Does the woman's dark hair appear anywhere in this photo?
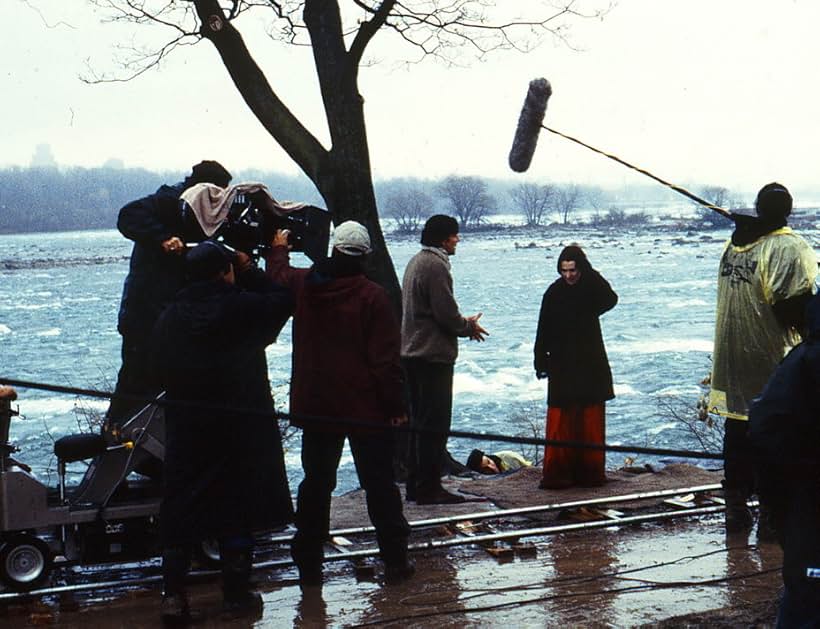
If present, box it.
[556,244,591,274]
[421,215,459,247]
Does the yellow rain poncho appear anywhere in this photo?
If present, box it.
[709,227,817,420]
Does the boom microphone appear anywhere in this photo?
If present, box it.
[507,77,731,219]
[508,78,551,173]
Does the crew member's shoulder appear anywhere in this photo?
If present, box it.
[410,249,448,269]
[763,227,815,252]
[156,182,185,198]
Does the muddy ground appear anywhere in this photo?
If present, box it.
[0,464,783,627]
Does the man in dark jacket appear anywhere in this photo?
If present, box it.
[749,292,820,627]
[267,221,413,589]
[534,245,618,489]
[152,240,293,621]
[108,160,232,429]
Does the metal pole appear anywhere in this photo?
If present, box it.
[0,498,731,601]
[266,483,723,541]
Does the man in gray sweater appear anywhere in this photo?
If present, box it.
[401,215,488,504]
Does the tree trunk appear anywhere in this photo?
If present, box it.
[305,0,401,310]
[192,0,401,311]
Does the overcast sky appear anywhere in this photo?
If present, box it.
[5,1,819,198]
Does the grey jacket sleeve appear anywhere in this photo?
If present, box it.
[427,261,473,337]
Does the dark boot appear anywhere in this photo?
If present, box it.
[723,487,753,533]
[291,539,324,589]
[160,593,190,626]
[382,544,415,585]
[756,502,779,543]
[161,547,191,624]
[416,486,465,505]
[220,547,263,619]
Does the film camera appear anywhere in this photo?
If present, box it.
[212,189,331,263]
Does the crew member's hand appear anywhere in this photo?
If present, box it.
[161,236,184,255]
[272,229,291,249]
[467,312,488,342]
[233,251,253,274]
[390,414,409,427]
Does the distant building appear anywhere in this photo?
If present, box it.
[30,144,57,169]
[103,158,125,170]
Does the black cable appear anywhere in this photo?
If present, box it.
[398,543,764,606]
[353,566,781,627]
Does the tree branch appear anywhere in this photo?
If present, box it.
[348,0,395,66]
[192,0,327,181]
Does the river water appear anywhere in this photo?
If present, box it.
[1,223,817,493]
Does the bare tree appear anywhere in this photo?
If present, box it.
[79,1,610,307]
[437,175,496,229]
[383,185,433,233]
[551,183,583,224]
[699,185,744,210]
[694,185,745,226]
[510,182,554,226]
[583,185,608,212]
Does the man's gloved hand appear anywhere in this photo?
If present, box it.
[161,236,184,254]
[536,371,548,380]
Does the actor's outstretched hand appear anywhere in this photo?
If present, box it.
[468,312,489,342]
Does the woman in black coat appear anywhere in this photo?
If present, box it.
[534,245,618,489]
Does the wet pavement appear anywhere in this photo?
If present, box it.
[0,465,785,627]
[0,518,783,627]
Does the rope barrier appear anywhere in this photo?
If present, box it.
[0,376,724,462]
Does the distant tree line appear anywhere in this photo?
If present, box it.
[0,166,167,233]
[1,164,762,235]
[0,166,323,234]
[377,177,658,232]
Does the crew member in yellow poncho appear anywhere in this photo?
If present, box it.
[709,182,817,534]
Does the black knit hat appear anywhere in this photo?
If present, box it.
[185,240,234,282]
[755,182,792,221]
[421,214,459,247]
[189,160,232,188]
[466,448,485,472]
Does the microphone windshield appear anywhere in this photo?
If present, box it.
[508,78,552,173]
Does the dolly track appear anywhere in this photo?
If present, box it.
[0,483,728,601]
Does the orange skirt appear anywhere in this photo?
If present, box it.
[541,403,606,488]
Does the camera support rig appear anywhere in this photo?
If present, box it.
[180,183,332,264]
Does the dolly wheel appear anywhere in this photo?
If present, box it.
[197,538,222,569]
[0,534,53,591]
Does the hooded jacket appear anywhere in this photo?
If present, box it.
[267,246,405,432]
[709,227,816,419]
[534,258,618,407]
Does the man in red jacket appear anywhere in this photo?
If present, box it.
[267,221,413,589]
